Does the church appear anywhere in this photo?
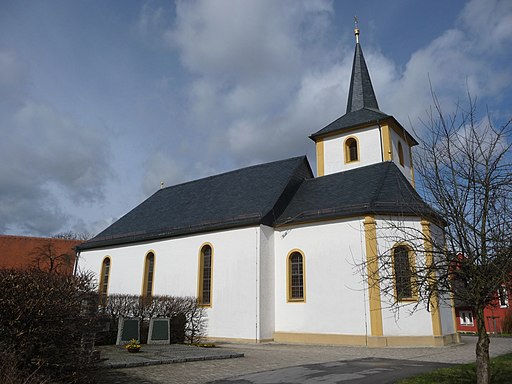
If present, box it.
[77,27,459,347]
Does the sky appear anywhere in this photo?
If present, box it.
[1,0,511,238]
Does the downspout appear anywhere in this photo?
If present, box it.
[377,120,384,162]
[73,247,80,276]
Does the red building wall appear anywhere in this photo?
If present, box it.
[455,287,511,334]
[0,235,82,275]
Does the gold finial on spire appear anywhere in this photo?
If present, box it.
[354,16,360,44]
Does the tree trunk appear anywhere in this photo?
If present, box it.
[475,306,490,384]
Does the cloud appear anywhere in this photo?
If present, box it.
[384,0,512,132]
[142,151,188,196]
[161,0,337,171]
[136,1,166,36]
[150,0,512,185]
[0,50,112,235]
[166,0,332,81]
[459,0,512,53]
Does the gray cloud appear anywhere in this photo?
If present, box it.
[160,0,337,170]
[146,0,512,193]
[0,50,112,235]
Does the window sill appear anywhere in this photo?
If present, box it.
[396,297,418,302]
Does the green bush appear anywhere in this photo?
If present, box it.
[0,268,97,383]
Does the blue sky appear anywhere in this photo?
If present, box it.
[1,0,511,237]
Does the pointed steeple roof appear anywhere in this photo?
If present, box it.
[310,25,394,140]
[346,42,380,113]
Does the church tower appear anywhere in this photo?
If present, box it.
[310,24,417,186]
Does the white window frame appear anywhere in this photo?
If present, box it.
[498,286,509,308]
[459,310,474,326]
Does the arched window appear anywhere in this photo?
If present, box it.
[99,257,111,303]
[287,250,305,302]
[397,141,405,166]
[142,252,155,297]
[393,245,416,301]
[345,137,359,163]
[198,244,213,306]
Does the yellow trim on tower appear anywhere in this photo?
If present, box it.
[316,139,325,176]
[421,220,443,336]
[363,216,383,336]
[408,144,415,188]
[381,124,393,161]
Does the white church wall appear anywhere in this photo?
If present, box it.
[322,125,383,175]
[78,226,264,341]
[274,218,369,336]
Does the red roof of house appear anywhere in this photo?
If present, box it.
[0,235,82,274]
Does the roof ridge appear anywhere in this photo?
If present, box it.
[157,156,307,193]
[0,234,81,242]
[260,156,312,220]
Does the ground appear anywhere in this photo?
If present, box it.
[95,336,512,384]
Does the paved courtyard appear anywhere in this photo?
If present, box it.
[95,336,512,383]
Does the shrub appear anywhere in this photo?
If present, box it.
[0,268,97,383]
[98,294,207,344]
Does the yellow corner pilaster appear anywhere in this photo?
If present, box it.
[421,220,442,336]
[381,124,393,161]
[408,145,415,188]
[364,216,383,336]
[316,139,324,176]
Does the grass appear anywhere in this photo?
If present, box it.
[397,353,512,384]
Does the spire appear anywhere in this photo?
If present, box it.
[346,22,380,114]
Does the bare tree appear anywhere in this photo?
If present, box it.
[31,240,75,274]
[357,90,511,384]
[415,91,512,384]
[53,231,91,241]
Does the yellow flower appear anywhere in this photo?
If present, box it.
[125,339,141,349]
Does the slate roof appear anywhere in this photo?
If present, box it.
[276,161,443,226]
[79,156,312,250]
[346,43,380,113]
[310,108,390,139]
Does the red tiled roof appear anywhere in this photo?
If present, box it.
[0,235,82,274]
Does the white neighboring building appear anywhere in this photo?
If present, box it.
[77,29,459,347]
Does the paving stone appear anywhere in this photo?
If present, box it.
[93,336,512,384]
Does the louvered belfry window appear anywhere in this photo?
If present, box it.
[398,141,405,166]
[345,137,358,162]
[289,252,304,300]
